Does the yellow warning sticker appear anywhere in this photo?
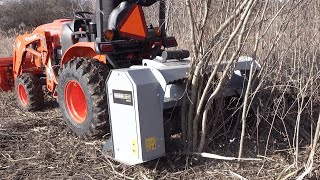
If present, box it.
[132,139,138,156]
[145,137,156,152]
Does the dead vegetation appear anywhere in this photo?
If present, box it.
[164,0,320,178]
[0,0,320,179]
[0,33,15,58]
[1,92,319,179]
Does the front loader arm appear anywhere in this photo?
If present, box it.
[13,31,52,79]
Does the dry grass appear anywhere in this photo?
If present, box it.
[0,32,16,57]
[162,0,320,178]
[0,0,320,179]
[2,93,317,179]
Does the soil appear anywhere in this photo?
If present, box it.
[0,92,319,179]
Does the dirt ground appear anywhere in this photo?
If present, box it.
[0,92,319,180]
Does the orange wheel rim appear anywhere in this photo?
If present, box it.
[64,80,88,124]
[18,84,28,106]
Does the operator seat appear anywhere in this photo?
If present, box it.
[61,21,75,54]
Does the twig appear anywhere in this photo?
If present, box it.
[276,164,294,180]
[168,152,261,161]
[278,167,303,180]
[238,62,255,162]
[84,174,96,180]
[229,170,248,180]
[1,153,38,162]
[256,155,275,161]
[297,113,320,179]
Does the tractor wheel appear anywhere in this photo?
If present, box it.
[57,58,110,139]
[14,73,44,111]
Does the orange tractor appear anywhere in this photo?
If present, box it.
[0,0,182,139]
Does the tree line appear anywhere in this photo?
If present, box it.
[0,0,91,32]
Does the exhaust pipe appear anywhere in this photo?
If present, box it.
[159,0,166,37]
[162,50,190,61]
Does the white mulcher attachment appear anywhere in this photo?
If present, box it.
[103,54,261,165]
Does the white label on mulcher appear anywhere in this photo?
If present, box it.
[113,90,133,106]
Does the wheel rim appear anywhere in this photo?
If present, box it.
[18,84,28,106]
[64,80,88,124]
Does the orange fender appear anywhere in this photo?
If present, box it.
[61,42,106,66]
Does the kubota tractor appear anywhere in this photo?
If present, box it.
[0,0,186,139]
[0,0,262,165]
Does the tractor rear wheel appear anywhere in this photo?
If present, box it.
[14,73,44,111]
[57,58,110,139]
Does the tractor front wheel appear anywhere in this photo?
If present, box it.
[57,58,110,139]
[14,73,44,111]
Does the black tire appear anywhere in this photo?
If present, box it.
[14,73,44,111]
[57,57,110,139]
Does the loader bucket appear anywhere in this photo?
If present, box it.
[0,57,13,91]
